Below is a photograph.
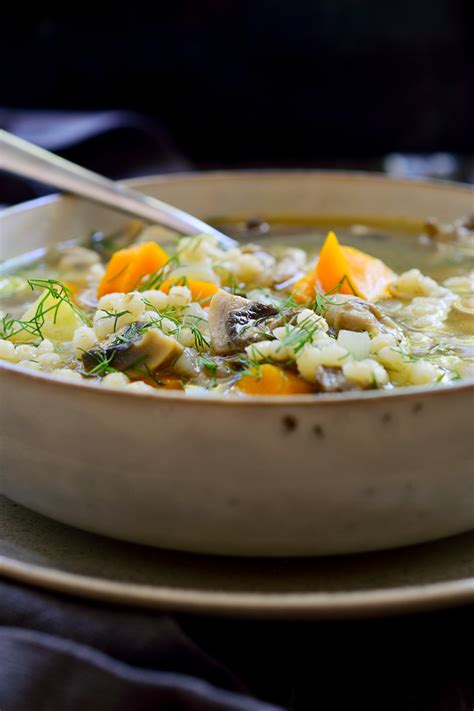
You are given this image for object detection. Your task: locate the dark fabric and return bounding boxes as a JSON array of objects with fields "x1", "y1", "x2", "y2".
[
  {"x1": 0, "y1": 580, "x2": 279, "y2": 711},
  {"x1": 0, "y1": 629, "x2": 278, "y2": 711},
  {"x1": 1, "y1": 577, "x2": 474, "y2": 711}
]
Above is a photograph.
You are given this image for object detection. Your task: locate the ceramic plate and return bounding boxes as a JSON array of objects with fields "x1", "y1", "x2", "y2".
[{"x1": 1, "y1": 496, "x2": 473, "y2": 618}]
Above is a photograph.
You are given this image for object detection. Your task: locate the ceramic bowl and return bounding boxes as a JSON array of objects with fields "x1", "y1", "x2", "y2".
[{"x1": 1, "y1": 171, "x2": 473, "y2": 556}]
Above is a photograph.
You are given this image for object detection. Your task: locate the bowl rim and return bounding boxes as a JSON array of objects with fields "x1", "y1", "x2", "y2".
[
  {"x1": 1, "y1": 169, "x2": 473, "y2": 407},
  {"x1": 1, "y1": 358, "x2": 473, "y2": 407},
  {"x1": 2, "y1": 168, "x2": 474, "y2": 220}
]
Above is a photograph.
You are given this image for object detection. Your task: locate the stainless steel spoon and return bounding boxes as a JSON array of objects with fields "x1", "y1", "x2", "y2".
[{"x1": 0, "y1": 129, "x2": 237, "y2": 249}]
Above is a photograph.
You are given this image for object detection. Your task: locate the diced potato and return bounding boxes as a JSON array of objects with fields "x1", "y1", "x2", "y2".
[{"x1": 12, "y1": 290, "x2": 84, "y2": 343}]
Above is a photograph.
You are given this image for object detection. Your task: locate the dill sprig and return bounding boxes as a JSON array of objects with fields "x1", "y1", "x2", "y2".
[
  {"x1": 138, "y1": 255, "x2": 181, "y2": 292},
  {"x1": 306, "y1": 275, "x2": 358, "y2": 314},
  {"x1": 198, "y1": 355, "x2": 219, "y2": 385},
  {"x1": 1, "y1": 278, "x2": 90, "y2": 341},
  {"x1": 141, "y1": 300, "x2": 210, "y2": 349},
  {"x1": 394, "y1": 342, "x2": 459, "y2": 364},
  {"x1": 98, "y1": 308, "x2": 131, "y2": 332},
  {"x1": 85, "y1": 350, "x2": 118, "y2": 376},
  {"x1": 276, "y1": 313, "x2": 324, "y2": 355},
  {"x1": 0, "y1": 313, "x2": 16, "y2": 340}
]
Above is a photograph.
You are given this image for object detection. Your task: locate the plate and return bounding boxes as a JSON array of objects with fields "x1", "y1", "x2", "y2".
[{"x1": 1, "y1": 496, "x2": 473, "y2": 618}]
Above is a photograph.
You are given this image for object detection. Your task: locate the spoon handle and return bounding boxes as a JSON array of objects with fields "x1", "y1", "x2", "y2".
[{"x1": 0, "y1": 129, "x2": 236, "y2": 248}]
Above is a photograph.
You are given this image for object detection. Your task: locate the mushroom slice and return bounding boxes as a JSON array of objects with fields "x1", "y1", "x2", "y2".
[
  {"x1": 314, "y1": 366, "x2": 353, "y2": 393},
  {"x1": 82, "y1": 324, "x2": 183, "y2": 373},
  {"x1": 208, "y1": 289, "x2": 279, "y2": 354},
  {"x1": 324, "y1": 296, "x2": 401, "y2": 337}
]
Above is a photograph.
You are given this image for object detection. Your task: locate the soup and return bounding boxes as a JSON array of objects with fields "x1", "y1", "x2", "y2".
[{"x1": 0, "y1": 215, "x2": 473, "y2": 396}]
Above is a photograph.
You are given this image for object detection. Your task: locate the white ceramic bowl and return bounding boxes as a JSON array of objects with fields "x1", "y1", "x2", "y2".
[{"x1": 1, "y1": 172, "x2": 473, "y2": 556}]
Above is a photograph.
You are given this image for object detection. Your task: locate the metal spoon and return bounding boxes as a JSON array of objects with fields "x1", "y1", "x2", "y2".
[{"x1": 0, "y1": 129, "x2": 237, "y2": 249}]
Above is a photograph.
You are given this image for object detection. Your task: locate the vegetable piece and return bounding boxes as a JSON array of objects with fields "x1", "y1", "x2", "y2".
[
  {"x1": 337, "y1": 330, "x2": 371, "y2": 360},
  {"x1": 129, "y1": 372, "x2": 185, "y2": 390},
  {"x1": 12, "y1": 289, "x2": 84, "y2": 343},
  {"x1": 337, "y1": 244, "x2": 397, "y2": 301},
  {"x1": 0, "y1": 275, "x2": 29, "y2": 299},
  {"x1": 292, "y1": 272, "x2": 323, "y2": 304},
  {"x1": 316, "y1": 231, "x2": 396, "y2": 301},
  {"x1": 97, "y1": 242, "x2": 169, "y2": 297},
  {"x1": 208, "y1": 290, "x2": 279, "y2": 355},
  {"x1": 325, "y1": 297, "x2": 401, "y2": 336},
  {"x1": 316, "y1": 231, "x2": 356, "y2": 296},
  {"x1": 82, "y1": 325, "x2": 183, "y2": 374},
  {"x1": 237, "y1": 364, "x2": 313, "y2": 395},
  {"x1": 155, "y1": 374, "x2": 185, "y2": 390},
  {"x1": 159, "y1": 278, "x2": 219, "y2": 304},
  {"x1": 293, "y1": 231, "x2": 396, "y2": 303},
  {"x1": 314, "y1": 366, "x2": 351, "y2": 392}
]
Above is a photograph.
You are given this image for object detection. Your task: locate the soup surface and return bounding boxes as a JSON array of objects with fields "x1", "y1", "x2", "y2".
[{"x1": 0, "y1": 215, "x2": 473, "y2": 396}]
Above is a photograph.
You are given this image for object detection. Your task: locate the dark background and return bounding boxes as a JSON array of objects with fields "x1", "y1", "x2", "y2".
[{"x1": 1, "y1": 0, "x2": 473, "y2": 171}]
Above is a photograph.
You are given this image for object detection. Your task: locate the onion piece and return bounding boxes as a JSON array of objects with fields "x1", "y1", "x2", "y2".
[{"x1": 337, "y1": 330, "x2": 371, "y2": 360}]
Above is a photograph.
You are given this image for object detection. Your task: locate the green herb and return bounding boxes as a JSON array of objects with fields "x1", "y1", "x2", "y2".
[
  {"x1": 140, "y1": 301, "x2": 210, "y2": 350},
  {"x1": 112, "y1": 322, "x2": 144, "y2": 346},
  {"x1": 394, "y1": 342, "x2": 459, "y2": 364},
  {"x1": 0, "y1": 313, "x2": 16, "y2": 340},
  {"x1": 138, "y1": 255, "x2": 180, "y2": 292},
  {"x1": 98, "y1": 308, "x2": 131, "y2": 332},
  {"x1": 2, "y1": 279, "x2": 90, "y2": 341},
  {"x1": 198, "y1": 355, "x2": 218, "y2": 385},
  {"x1": 276, "y1": 313, "x2": 323, "y2": 355},
  {"x1": 86, "y1": 350, "x2": 118, "y2": 376}
]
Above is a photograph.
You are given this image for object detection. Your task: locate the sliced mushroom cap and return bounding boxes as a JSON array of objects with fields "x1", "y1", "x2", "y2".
[
  {"x1": 265, "y1": 308, "x2": 300, "y2": 331},
  {"x1": 208, "y1": 289, "x2": 279, "y2": 354},
  {"x1": 314, "y1": 366, "x2": 353, "y2": 393},
  {"x1": 324, "y1": 296, "x2": 401, "y2": 337},
  {"x1": 82, "y1": 323, "x2": 183, "y2": 373}
]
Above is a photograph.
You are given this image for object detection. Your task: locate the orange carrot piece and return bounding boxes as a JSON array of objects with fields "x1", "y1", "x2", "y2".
[
  {"x1": 293, "y1": 231, "x2": 396, "y2": 303},
  {"x1": 160, "y1": 278, "x2": 219, "y2": 304},
  {"x1": 98, "y1": 242, "x2": 169, "y2": 297},
  {"x1": 129, "y1": 373, "x2": 184, "y2": 390},
  {"x1": 292, "y1": 272, "x2": 323, "y2": 304},
  {"x1": 339, "y1": 245, "x2": 396, "y2": 302},
  {"x1": 316, "y1": 231, "x2": 358, "y2": 296},
  {"x1": 237, "y1": 364, "x2": 312, "y2": 395}
]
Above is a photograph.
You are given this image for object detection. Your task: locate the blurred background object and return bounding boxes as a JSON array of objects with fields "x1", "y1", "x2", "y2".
[{"x1": 0, "y1": 0, "x2": 473, "y2": 205}]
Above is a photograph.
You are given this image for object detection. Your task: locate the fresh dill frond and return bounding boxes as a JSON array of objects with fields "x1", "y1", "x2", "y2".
[
  {"x1": 27, "y1": 278, "x2": 90, "y2": 324},
  {"x1": 86, "y1": 350, "x2": 118, "y2": 376},
  {"x1": 394, "y1": 342, "x2": 459, "y2": 364},
  {"x1": 276, "y1": 314, "x2": 323, "y2": 355},
  {"x1": 2, "y1": 278, "x2": 90, "y2": 341},
  {"x1": 198, "y1": 355, "x2": 219, "y2": 385},
  {"x1": 0, "y1": 313, "x2": 16, "y2": 340},
  {"x1": 99, "y1": 308, "x2": 131, "y2": 332},
  {"x1": 138, "y1": 254, "x2": 180, "y2": 292}
]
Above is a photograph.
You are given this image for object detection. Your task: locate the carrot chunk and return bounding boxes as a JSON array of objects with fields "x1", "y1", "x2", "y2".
[
  {"x1": 292, "y1": 272, "x2": 323, "y2": 304},
  {"x1": 160, "y1": 278, "x2": 219, "y2": 304},
  {"x1": 98, "y1": 242, "x2": 169, "y2": 297},
  {"x1": 293, "y1": 231, "x2": 396, "y2": 303},
  {"x1": 237, "y1": 364, "x2": 312, "y2": 395},
  {"x1": 338, "y1": 244, "x2": 397, "y2": 301},
  {"x1": 316, "y1": 231, "x2": 357, "y2": 296}
]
